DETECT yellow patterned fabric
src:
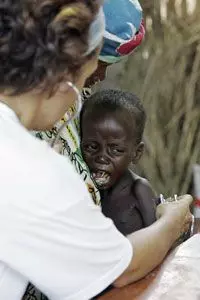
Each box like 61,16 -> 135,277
34,88 -> 101,205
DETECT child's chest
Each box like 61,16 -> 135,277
100,174 -> 144,235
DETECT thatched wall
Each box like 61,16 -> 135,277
117,0 -> 200,195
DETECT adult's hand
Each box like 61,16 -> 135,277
156,195 -> 193,235
114,194 -> 193,287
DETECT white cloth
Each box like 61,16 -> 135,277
0,102 -> 133,300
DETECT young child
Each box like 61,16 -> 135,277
80,89 -> 156,236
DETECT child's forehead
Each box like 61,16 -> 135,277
84,107 -> 134,122
83,109 -> 137,135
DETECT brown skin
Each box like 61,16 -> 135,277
85,60 -> 110,87
81,111 -> 144,190
114,195 -> 193,287
81,110 -> 156,235
81,112 -> 193,288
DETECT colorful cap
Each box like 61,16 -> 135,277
99,0 -> 145,64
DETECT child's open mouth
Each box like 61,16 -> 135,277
92,170 -> 110,188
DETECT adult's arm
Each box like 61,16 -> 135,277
114,195 -> 193,287
0,141 -> 134,300
0,137 -> 192,298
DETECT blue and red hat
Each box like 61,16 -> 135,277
99,0 -> 145,63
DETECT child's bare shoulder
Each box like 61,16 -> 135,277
128,169 -> 156,226
128,170 -> 155,195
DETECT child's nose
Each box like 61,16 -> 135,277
95,149 -> 110,165
95,155 -> 110,165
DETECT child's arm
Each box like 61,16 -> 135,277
133,176 -> 157,227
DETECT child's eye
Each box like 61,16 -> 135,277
83,143 -> 98,153
111,148 -> 125,155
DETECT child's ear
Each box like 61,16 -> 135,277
132,142 -> 144,164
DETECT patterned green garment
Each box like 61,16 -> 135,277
22,284 -> 48,300
34,88 -> 100,206
22,89 -> 101,299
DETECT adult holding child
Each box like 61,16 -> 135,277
0,1 -> 193,300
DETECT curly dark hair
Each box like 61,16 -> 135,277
81,89 -> 146,144
0,0 -> 100,95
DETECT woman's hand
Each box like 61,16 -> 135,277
156,194 -> 193,238
114,194 -> 193,287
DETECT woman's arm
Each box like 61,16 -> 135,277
114,195 -> 193,287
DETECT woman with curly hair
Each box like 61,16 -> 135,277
0,0 -> 192,299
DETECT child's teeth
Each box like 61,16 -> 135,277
96,171 -> 105,178
93,172 -> 110,187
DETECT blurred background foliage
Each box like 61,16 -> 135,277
100,0 -> 200,196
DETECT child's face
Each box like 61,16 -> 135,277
81,112 -> 142,190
